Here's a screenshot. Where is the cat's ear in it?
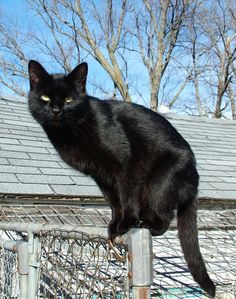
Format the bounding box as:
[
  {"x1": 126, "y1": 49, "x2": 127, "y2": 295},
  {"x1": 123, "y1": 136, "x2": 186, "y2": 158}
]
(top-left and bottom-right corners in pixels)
[
  {"x1": 28, "y1": 60, "x2": 49, "y2": 89},
  {"x1": 68, "y1": 62, "x2": 88, "y2": 92}
]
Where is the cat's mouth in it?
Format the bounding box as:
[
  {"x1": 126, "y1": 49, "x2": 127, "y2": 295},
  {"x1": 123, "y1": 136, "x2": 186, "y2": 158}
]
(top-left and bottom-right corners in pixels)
[{"x1": 51, "y1": 115, "x2": 61, "y2": 127}]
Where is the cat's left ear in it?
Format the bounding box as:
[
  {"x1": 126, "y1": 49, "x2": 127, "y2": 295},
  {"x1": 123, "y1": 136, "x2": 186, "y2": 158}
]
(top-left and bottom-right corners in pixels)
[{"x1": 68, "y1": 62, "x2": 88, "y2": 92}]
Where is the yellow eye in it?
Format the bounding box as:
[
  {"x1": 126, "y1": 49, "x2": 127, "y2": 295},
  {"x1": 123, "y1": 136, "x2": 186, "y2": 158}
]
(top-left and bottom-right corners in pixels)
[
  {"x1": 41, "y1": 95, "x2": 50, "y2": 102},
  {"x1": 65, "y1": 97, "x2": 73, "y2": 104}
]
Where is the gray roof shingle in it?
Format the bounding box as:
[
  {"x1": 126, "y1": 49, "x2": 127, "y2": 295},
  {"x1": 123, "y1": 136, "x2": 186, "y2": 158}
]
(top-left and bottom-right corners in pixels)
[{"x1": 0, "y1": 98, "x2": 236, "y2": 200}]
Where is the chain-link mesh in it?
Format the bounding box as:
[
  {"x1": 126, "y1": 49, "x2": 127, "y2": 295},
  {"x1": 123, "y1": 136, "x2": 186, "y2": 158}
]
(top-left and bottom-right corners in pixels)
[
  {"x1": 0, "y1": 245, "x2": 19, "y2": 299},
  {"x1": 152, "y1": 229, "x2": 236, "y2": 298},
  {"x1": 38, "y1": 230, "x2": 128, "y2": 298}
]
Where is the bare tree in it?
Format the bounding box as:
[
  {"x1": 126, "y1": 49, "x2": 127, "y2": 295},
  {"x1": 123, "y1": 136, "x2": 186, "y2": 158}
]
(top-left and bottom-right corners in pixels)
[
  {"x1": 134, "y1": 0, "x2": 192, "y2": 111},
  {"x1": 187, "y1": 1, "x2": 204, "y2": 116},
  {"x1": 1, "y1": 0, "x2": 236, "y2": 119},
  {"x1": 199, "y1": 0, "x2": 236, "y2": 118},
  {"x1": 0, "y1": 15, "x2": 29, "y2": 97},
  {"x1": 28, "y1": 0, "x2": 132, "y2": 101},
  {"x1": 227, "y1": 5, "x2": 236, "y2": 120},
  {"x1": 0, "y1": 0, "x2": 197, "y2": 111},
  {"x1": 0, "y1": 0, "x2": 132, "y2": 101},
  {"x1": 227, "y1": 83, "x2": 236, "y2": 119}
]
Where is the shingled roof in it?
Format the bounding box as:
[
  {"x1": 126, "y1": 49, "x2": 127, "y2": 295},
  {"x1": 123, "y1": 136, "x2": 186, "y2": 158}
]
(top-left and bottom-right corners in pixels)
[{"x1": 0, "y1": 98, "x2": 236, "y2": 201}]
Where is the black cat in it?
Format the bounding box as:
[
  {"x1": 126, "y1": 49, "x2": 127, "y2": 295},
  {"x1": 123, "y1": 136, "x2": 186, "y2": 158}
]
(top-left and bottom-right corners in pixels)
[{"x1": 28, "y1": 60, "x2": 215, "y2": 297}]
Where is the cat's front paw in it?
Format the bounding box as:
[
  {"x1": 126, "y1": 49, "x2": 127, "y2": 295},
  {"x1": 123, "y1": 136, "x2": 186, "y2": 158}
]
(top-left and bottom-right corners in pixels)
[
  {"x1": 118, "y1": 217, "x2": 139, "y2": 235},
  {"x1": 109, "y1": 217, "x2": 139, "y2": 238},
  {"x1": 108, "y1": 221, "x2": 129, "y2": 239},
  {"x1": 108, "y1": 222, "x2": 119, "y2": 240}
]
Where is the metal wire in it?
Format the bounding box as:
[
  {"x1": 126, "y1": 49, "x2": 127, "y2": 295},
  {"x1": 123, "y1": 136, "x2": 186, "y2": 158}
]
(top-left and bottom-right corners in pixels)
[
  {"x1": 0, "y1": 205, "x2": 111, "y2": 226},
  {"x1": 0, "y1": 244, "x2": 19, "y2": 299},
  {"x1": 152, "y1": 229, "x2": 236, "y2": 298},
  {"x1": 38, "y1": 230, "x2": 128, "y2": 298}
]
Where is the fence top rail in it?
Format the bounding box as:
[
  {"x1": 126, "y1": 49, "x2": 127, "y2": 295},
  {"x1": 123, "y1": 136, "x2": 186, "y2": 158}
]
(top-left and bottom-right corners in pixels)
[
  {"x1": 0, "y1": 238, "x2": 27, "y2": 251},
  {"x1": 0, "y1": 221, "x2": 128, "y2": 245}
]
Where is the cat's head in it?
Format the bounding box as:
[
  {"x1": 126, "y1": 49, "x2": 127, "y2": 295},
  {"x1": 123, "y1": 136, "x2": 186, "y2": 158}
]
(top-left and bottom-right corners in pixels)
[{"x1": 28, "y1": 60, "x2": 88, "y2": 127}]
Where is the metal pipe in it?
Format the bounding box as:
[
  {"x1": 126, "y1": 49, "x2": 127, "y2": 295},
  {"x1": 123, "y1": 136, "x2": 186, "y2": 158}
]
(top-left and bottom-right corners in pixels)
[
  {"x1": 0, "y1": 239, "x2": 29, "y2": 299},
  {"x1": 0, "y1": 222, "x2": 129, "y2": 245},
  {"x1": 0, "y1": 239, "x2": 18, "y2": 251},
  {"x1": 0, "y1": 222, "x2": 108, "y2": 239},
  {"x1": 16, "y1": 241, "x2": 29, "y2": 299},
  {"x1": 127, "y1": 228, "x2": 153, "y2": 299},
  {"x1": 27, "y1": 233, "x2": 41, "y2": 299}
]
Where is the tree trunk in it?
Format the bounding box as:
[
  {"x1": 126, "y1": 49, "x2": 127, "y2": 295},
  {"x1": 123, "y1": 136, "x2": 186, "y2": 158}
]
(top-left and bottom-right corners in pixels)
[
  {"x1": 227, "y1": 84, "x2": 236, "y2": 120},
  {"x1": 150, "y1": 89, "x2": 157, "y2": 112},
  {"x1": 150, "y1": 77, "x2": 160, "y2": 112},
  {"x1": 194, "y1": 74, "x2": 203, "y2": 116},
  {"x1": 214, "y1": 90, "x2": 223, "y2": 118},
  {"x1": 169, "y1": 77, "x2": 190, "y2": 109},
  {"x1": 214, "y1": 75, "x2": 229, "y2": 118}
]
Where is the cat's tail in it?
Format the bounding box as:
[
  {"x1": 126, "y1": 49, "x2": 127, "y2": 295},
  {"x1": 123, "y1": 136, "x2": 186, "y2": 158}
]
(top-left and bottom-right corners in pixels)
[{"x1": 177, "y1": 200, "x2": 216, "y2": 298}]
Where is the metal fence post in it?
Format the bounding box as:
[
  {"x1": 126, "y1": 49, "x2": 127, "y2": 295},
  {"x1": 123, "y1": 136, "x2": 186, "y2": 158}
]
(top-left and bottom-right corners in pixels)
[
  {"x1": 0, "y1": 239, "x2": 29, "y2": 299},
  {"x1": 127, "y1": 228, "x2": 153, "y2": 299},
  {"x1": 27, "y1": 231, "x2": 41, "y2": 299},
  {"x1": 16, "y1": 241, "x2": 29, "y2": 299}
]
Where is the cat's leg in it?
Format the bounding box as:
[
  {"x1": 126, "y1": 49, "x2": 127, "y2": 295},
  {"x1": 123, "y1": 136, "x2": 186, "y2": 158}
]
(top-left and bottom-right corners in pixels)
[
  {"x1": 143, "y1": 164, "x2": 198, "y2": 236},
  {"x1": 140, "y1": 211, "x2": 171, "y2": 236},
  {"x1": 140, "y1": 181, "x2": 176, "y2": 236},
  {"x1": 108, "y1": 198, "x2": 124, "y2": 239},
  {"x1": 94, "y1": 178, "x2": 123, "y2": 239},
  {"x1": 104, "y1": 192, "x2": 123, "y2": 239},
  {"x1": 116, "y1": 182, "x2": 141, "y2": 235},
  {"x1": 103, "y1": 190, "x2": 135, "y2": 238},
  {"x1": 99, "y1": 178, "x2": 141, "y2": 237},
  {"x1": 117, "y1": 204, "x2": 140, "y2": 235}
]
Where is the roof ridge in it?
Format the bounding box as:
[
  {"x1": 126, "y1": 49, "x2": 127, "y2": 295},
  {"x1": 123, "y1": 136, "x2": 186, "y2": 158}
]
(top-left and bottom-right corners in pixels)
[
  {"x1": 1, "y1": 98, "x2": 235, "y2": 124},
  {"x1": 166, "y1": 112, "x2": 236, "y2": 124}
]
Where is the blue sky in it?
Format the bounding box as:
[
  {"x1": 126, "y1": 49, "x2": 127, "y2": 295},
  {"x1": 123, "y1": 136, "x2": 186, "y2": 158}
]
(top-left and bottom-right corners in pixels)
[
  {"x1": 1, "y1": 0, "x2": 29, "y2": 21},
  {"x1": 1, "y1": 0, "x2": 22, "y2": 10}
]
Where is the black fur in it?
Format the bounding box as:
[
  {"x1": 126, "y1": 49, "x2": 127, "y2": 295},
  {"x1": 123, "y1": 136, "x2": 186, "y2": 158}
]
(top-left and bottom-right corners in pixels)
[{"x1": 28, "y1": 60, "x2": 216, "y2": 297}]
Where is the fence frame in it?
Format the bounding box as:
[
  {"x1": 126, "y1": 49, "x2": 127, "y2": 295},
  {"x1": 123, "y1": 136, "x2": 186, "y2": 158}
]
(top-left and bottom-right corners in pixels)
[{"x1": 0, "y1": 222, "x2": 153, "y2": 299}]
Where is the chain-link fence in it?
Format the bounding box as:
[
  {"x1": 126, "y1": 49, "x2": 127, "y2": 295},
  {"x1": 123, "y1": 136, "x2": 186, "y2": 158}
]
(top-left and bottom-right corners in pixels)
[
  {"x1": 0, "y1": 205, "x2": 235, "y2": 299},
  {"x1": 0, "y1": 222, "x2": 153, "y2": 299},
  {"x1": 39, "y1": 231, "x2": 128, "y2": 298},
  {"x1": 0, "y1": 240, "x2": 19, "y2": 299},
  {"x1": 152, "y1": 229, "x2": 236, "y2": 299}
]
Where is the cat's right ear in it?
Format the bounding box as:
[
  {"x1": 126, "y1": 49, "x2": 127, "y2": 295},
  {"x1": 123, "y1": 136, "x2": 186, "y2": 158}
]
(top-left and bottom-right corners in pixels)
[
  {"x1": 68, "y1": 62, "x2": 88, "y2": 93},
  {"x1": 28, "y1": 60, "x2": 49, "y2": 90}
]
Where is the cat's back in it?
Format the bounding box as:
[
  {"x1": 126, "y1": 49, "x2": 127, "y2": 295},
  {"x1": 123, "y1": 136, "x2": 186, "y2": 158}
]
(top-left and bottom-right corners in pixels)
[
  {"x1": 90, "y1": 98, "x2": 190, "y2": 151},
  {"x1": 90, "y1": 97, "x2": 169, "y2": 127}
]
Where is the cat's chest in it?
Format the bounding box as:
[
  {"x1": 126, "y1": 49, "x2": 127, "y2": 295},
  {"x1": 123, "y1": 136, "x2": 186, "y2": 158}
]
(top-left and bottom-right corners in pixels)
[
  {"x1": 58, "y1": 144, "x2": 92, "y2": 173},
  {"x1": 47, "y1": 124, "x2": 128, "y2": 177},
  {"x1": 45, "y1": 126, "x2": 93, "y2": 172}
]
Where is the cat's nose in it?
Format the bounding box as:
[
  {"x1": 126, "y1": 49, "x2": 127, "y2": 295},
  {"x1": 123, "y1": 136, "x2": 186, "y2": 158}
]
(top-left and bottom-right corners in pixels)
[{"x1": 52, "y1": 107, "x2": 61, "y2": 115}]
